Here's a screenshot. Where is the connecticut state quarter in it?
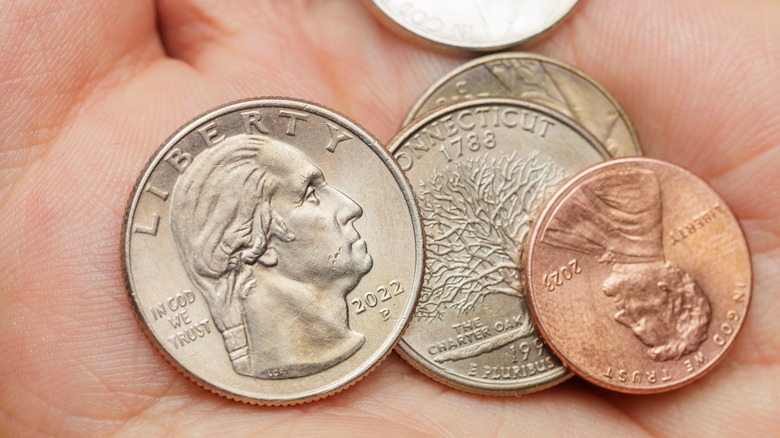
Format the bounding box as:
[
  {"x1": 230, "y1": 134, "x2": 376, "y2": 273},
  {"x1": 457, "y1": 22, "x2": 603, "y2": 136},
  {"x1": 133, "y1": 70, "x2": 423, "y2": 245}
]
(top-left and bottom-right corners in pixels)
[{"x1": 391, "y1": 98, "x2": 610, "y2": 395}]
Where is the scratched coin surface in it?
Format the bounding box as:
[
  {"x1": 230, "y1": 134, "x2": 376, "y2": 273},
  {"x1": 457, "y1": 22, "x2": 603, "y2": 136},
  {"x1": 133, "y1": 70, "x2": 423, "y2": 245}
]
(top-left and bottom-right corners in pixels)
[
  {"x1": 365, "y1": 0, "x2": 580, "y2": 52},
  {"x1": 390, "y1": 98, "x2": 609, "y2": 394},
  {"x1": 404, "y1": 53, "x2": 642, "y2": 158},
  {"x1": 525, "y1": 157, "x2": 751, "y2": 393},
  {"x1": 122, "y1": 98, "x2": 424, "y2": 405}
]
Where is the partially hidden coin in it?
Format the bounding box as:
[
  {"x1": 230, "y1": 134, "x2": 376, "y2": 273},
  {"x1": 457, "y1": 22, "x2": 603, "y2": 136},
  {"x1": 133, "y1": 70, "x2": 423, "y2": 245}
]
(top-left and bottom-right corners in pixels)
[
  {"x1": 403, "y1": 52, "x2": 641, "y2": 158},
  {"x1": 390, "y1": 97, "x2": 610, "y2": 395},
  {"x1": 525, "y1": 157, "x2": 751, "y2": 394},
  {"x1": 122, "y1": 98, "x2": 425, "y2": 405},
  {"x1": 364, "y1": 0, "x2": 580, "y2": 52}
]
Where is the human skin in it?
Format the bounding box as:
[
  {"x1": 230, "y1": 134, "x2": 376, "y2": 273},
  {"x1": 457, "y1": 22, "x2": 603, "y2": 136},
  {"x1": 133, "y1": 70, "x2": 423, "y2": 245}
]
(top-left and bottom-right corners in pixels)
[{"x1": 0, "y1": 0, "x2": 778, "y2": 437}]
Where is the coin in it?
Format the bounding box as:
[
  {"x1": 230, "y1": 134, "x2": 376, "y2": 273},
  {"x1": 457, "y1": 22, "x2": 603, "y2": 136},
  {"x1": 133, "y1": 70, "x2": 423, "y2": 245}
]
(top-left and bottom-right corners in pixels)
[
  {"x1": 403, "y1": 53, "x2": 641, "y2": 158},
  {"x1": 122, "y1": 98, "x2": 424, "y2": 405},
  {"x1": 390, "y1": 97, "x2": 610, "y2": 395},
  {"x1": 525, "y1": 157, "x2": 751, "y2": 393},
  {"x1": 364, "y1": 0, "x2": 580, "y2": 52}
]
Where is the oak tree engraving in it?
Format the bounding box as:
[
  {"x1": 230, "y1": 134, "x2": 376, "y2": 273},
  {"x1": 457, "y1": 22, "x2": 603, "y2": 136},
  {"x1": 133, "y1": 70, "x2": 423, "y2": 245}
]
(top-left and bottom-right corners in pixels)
[{"x1": 416, "y1": 151, "x2": 565, "y2": 322}]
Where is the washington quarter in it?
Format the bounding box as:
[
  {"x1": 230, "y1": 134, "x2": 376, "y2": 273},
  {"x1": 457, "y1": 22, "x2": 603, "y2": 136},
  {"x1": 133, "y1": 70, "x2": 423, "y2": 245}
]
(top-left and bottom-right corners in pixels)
[{"x1": 122, "y1": 98, "x2": 424, "y2": 404}]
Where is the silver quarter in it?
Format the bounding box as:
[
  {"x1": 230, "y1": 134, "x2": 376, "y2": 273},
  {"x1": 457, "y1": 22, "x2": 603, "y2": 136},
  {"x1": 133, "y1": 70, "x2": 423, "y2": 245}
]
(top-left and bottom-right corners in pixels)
[
  {"x1": 365, "y1": 0, "x2": 580, "y2": 52},
  {"x1": 123, "y1": 98, "x2": 424, "y2": 405}
]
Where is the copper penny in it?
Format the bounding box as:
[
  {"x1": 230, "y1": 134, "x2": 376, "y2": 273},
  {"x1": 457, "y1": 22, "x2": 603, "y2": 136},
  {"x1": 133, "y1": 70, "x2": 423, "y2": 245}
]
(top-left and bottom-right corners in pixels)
[
  {"x1": 122, "y1": 98, "x2": 424, "y2": 405},
  {"x1": 525, "y1": 157, "x2": 751, "y2": 393},
  {"x1": 403, "y1": 52, "x2": 642, "y2": 158},
  {"x1": 391, "y1": 97, "x2": 610, "y2": 395}
]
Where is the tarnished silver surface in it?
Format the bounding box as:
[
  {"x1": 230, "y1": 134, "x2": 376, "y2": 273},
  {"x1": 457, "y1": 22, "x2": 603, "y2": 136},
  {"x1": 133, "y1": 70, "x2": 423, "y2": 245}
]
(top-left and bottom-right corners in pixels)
[
  {"x1": 404, "y1": 53, "x2": 642, "y2": 158},
  {"x1": 365, "y1": 0, "x2": 580, "y2": 52},
  {"x1": 122, "y1": 98, "x2": 424, "y2": 405},
  {"x1": 391, "y1": 98, "x2": 609, "y2": 395}
]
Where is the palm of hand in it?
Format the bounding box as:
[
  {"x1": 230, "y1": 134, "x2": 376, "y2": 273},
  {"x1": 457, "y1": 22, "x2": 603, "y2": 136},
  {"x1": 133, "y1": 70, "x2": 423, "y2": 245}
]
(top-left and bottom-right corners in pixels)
[{"x1": 1, "y1": 0, "x2": 778, "y2": 436}]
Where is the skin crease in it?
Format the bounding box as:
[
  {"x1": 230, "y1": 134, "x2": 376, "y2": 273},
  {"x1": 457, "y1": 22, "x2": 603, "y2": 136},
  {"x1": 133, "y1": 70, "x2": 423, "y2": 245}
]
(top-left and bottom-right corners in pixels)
[{"x1": 0, "y1": 0, "x2": 778, "y2": 436}]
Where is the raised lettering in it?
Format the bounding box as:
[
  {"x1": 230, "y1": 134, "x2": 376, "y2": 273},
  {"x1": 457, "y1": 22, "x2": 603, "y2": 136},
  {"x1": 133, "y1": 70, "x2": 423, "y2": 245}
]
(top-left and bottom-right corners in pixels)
[
  {"x1": 423, "y1": 122, "x2": 446, "y2": 144},
  {"x1": 395, "y1": 150, "x2": 413, "y2": 171},
  {"x1": 144, "y1": 183, "x2": 169, "y2": 201},
  {"x1": 457, "y1": 110, "x2": 475, "y2": 131},
  {"x1": 440, "y1": 115, "x2": 458, "y2": 136},
  {"x1": 646, "y1": 370, "x2": 657, "y2": 383},
  {"x1": 164, "y1": 148, "x2": 190, "y2": 173},
  {"x1": 324, "y1": 122, "x2": 353, "y2": 153},
  {"x1": 278, "y1": 110, "x2": 308, "y2": 136},
  {"x1": 149, "y1": 302, "x2": 167, "y2": 321},
  {"x1": 133, "y1": 213, "x2": 160, "y2": 236},
  {"x1": 241, "y1": 110, "x2": 269, "y2": 134},
  {"x1": 538, "y1": 118, "x2": 555, "y2": 137},
  {"x1": 520, "y1": 111, "x2": 537, "y2": 133},
  {"x1": 502, "y1": 108, "x2": 519, "y2": 127},
  {"x1": 474, "y1": 107, "x2": 490, "y2": 127},
  {"x1": 197, "y1": 121, "x2": 225, "y2": 146},
  {"x1": 404, "y1": 134, "x2": 430, "y2": 158}
]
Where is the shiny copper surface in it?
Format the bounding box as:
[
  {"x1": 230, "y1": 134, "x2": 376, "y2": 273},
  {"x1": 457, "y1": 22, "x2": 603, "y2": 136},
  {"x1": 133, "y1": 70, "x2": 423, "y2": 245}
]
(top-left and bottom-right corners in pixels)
[{"x1": 525, "y1": 157, "x2": 751, "y2": 393}]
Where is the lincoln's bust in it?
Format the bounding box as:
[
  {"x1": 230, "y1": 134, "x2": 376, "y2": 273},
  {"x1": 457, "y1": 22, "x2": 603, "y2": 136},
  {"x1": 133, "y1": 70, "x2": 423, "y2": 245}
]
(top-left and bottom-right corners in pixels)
[
  {"x1": 544, "y1": 167, "x2": 712, "y2": 361},
  {"x1": 170, "y1": 134, "x2": 373, "y2": 379}
]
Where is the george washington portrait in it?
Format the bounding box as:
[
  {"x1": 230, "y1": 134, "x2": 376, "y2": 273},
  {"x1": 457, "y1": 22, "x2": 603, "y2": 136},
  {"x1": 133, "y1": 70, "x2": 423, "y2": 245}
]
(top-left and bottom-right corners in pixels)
[{"x1": 170, "y1": 134, "x2": 373, "y2": 379}]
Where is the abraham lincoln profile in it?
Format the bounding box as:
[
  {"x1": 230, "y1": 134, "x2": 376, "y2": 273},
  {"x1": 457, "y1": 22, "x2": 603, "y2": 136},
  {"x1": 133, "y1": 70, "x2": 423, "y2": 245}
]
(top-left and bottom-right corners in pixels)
[
  {"x1": 170, "y1": 134, "x2": 372, "y2": 379},
  {"x1": 544, "y1": 167, "x2": 712, "y2": 361}
]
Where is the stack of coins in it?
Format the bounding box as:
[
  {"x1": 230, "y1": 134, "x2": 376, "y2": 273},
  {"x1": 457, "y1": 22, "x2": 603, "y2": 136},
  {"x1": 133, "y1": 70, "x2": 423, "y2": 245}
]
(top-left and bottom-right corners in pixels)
[
  {"x1": 122, "y1": 2, "x2": 751, "y2": 404},
  {"x1": 373, "y1": 2, "x2": 750, "y2": 396}
]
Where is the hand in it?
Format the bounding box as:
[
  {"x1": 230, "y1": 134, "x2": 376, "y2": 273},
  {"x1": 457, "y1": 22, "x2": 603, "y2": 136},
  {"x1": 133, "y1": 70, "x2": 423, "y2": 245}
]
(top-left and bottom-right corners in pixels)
[{"x1": 1, "y1": 1, "x2": 777, "y2": 436}]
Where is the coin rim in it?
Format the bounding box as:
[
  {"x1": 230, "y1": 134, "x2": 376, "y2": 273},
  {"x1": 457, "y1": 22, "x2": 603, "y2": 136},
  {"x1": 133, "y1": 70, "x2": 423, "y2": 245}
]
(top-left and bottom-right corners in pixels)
[
  {"x1": 390, "y1": 96, "x2": 613, "y2": 394},
  {"x1": 523, "y1": 156, "x2": 753, "y2": 394},
  {"x1": 121, "y1": 97, "x2": 426, "y2": 405},
  {"x1": 402, "y1": 52, "x2": 642, "y2": 158}
]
